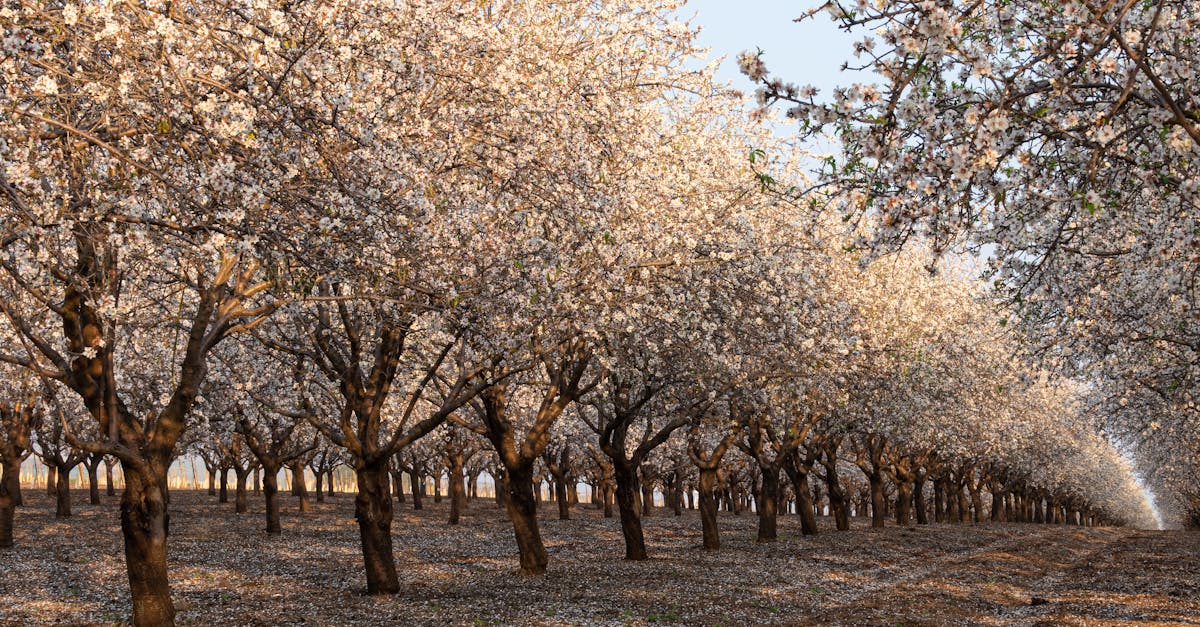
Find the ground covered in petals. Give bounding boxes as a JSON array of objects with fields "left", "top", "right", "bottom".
[{"left": 1, "top": 489, "right": 1197, "bottom": 626}]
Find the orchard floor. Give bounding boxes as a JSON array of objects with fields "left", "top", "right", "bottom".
[{"left": 1, "top": 489, "right": 1197, "bottom": 626}]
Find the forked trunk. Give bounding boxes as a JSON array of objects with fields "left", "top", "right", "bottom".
[
  {"left": 121, "top": 468, "right": 175, "bottom": 627},
  {"left": 355, "top": 463, "right": 400, "bottom": 594},
  {"left": 614, "top": 462, "right": 647, "bottom": 560},
  {"left": 697, "top": 467, "right": 720, "bottom": 550},
  {"left": 504, "top": 465, "right": 547, "bottom": 575}
]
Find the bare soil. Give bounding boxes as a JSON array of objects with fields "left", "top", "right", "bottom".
[{"left": 1, "top": 489, "right": 1197, "bottom": 626}]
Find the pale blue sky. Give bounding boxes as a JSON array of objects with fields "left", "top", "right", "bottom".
[{"left": 676, "top": 0, "right": 858, "bottom": 96}]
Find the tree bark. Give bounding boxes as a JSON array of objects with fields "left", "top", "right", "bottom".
[
  {"left": 4, "top": 459, "right": 23, "bottom": 507},
  {"left": 0, "top": 461, "right": 14, "bottom": 547},
  {"left": 913, "top": 472, "right": 928, "bottom": 525},
  {"left": 504, "top": 465, "right": 547, "bottom": 575},
  {"left": 46, "top": 464, "right": 56, "bottom": 495},
  {"left": 895, "top": 480, "right": 913, "bottom": 526},
  {"left": 697, "top": 467, "right": 720, "bottom": 550},
  {"left": 613, "top": 461, "right": 647, "bottom": 560},
  {"left": 106, "top": 461, "right": 116, "bottom": 496},
  {"left": 234, "top": 469, "right": 249, "bottom": 514},
  {"left": 292, "top": 464, "right": 310, "bottom": 513},
  {"left": 263, "top": 467, "right": 281, "bottom": 534},
  {"left": 354, "top": 462, "right": 400, "bottom": 594},
  {"left": 448, "top": 455, "right": 465, "bottom": 525},
  {"left": 86, "top": 456, "right": 103, "bottom": 505},
  {"left": 756, "top": 466, "right": 780, "bottom": 542},
  {"left": 120, "top": 468, "right": 175, "bottom": 627},
  {"left": 409, "top": 472, "right": 423, "bottom": 510},
  {"left": 55, "top": 465, "right": 73, "bottom": 518},
  {"left": 218, "top": 468, "right": 229, "bottom": 504},
  {"left": 313, "top": 468, "right": 325, "bottom": 504}
]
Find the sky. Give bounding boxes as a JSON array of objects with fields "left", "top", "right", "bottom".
[{"left": 675, "top": 0, "right": 858, "bottom": 97}]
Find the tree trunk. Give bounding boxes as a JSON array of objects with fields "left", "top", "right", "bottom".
[
  {"left": 106, "top": 461, "right": 116, "bottom": 496},
  {"left": 355, "top": 462, "right": 400, "bottom": 594},
  {"left": 640, "top": 481, "right": 654, "bottom": 517},
  {"left": 895, "top": 480, "right": 913, "bottom": 526},
  {"left": 825, "top": 476, "right": 849, "bottom": 531},
  {"left": 448, "top": 456, "right": 465, "bottom": 525},
  {"left": 5, "top": 459, "right": 23, "bottom": 507},
  {"left": 121, "top": 468, "right": 175, "bottom": 627},
  {"left": 55, "top": 465, "right": 72, "bottom": 518},
  {"left": 697, "top": 467, "right": 721, "bottom": 550},
  {"left": 785, "top": 462, "right": 818, "bottom": 536},
  {"left": 503, "top": 465, "right": 548, "bottom": 575},
  {"left": 913, "top": 473, "right": 928, "bottom": 525},
  {"left": 756, "top": 466, "right": 780, "bottom": 542},
  {"left": 554, "top": 474, "right": 570, "bottom": 521},
  {"left": 263, "top": 468, "right": 281, "bottom": 534},
  {"left": 868, "top": 472, "right": 885, "bottom": 528},
  {"left": 234, "top": 469, "right": 249, "bottom": 514},
  {"left": 409, "top": 473, "right": 423, "bottom": 510},
  {"left": 313, "top": 469, "right": 325, "bottom": 503},
  {"left": 292, "top": 465, "right": 310, "bottom": 513},
  {"left": 218, "top": 468, "right": 229, "bottom": 503},
  {"left": 327, "top": 469, "right": 336, "bottom": 496},
  {"left": 87, "top": 460, "right": 102, "bottom": 505},
  {"left": 206, "top": 468, "right": 216, "bottom": 496},
  {"left": 614, "top": 462, "right": 647, "bottom": 560},
  {"left": 391, "top": 469, "right": 405, "bottom": 503},
  {"left": 0, "top": 489, "right": 11, "bottom": 548},
  {"left": 46, "top": 464, "right": 57, "bottom": 495},
  {"left": 432, "top": 474, "right": 442, "bottom": 503},
  {"left": 0, "top": 462, "right": 13, "bottom": 547},
  {"left": 969, "top": 484, "right": 983, "bottom": 524}
]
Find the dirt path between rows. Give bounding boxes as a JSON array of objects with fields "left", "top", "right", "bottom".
[{"left": 1, "top": 490, "right": 1196, "bottom": 625}]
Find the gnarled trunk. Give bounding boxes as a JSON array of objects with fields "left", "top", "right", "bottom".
[
  {"left": 355, "top": 462, "right": 400, "bottom": 594},
  {"left": 121, "top": 468, "right": 174, "bottom": 627}
]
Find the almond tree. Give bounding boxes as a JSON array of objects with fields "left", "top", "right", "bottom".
[{"left": 749, "top": 0, "right": 1200, "bottom": 526}]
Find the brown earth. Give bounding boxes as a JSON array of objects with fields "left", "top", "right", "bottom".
[{"left": 1, "top": 489, "right": 1196, "bottom": 626}]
